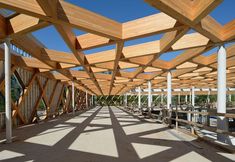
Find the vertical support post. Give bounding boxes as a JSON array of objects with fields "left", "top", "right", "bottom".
[
  {"left": 72, "top": 82, "right": 75, "bottom": 115},
  {"left": 189, "top": 91, "right": 192, "bottom": 104},
  {"left": 125, "top": 93, "right": 127, "bottom": 107},
  {"left": 217, "top": 46, "right": 230, "bottom": 144},
  {"left": 5, "top": 39, "right": 12, "bottom": 143},
  {"left": 86, "top": 90, "right": 88, "bottom": 109},
  {"left": 191, "top": 86, "right": 195, "bottom": 134},
  {"left": 192, "top": 86, "right": 195, "bottom": 106},
  {"left": 148, "top": 81, "right": 152, "bottom": 108},
  {"left": 187, "top": 90, "right": 192, "bottom": 133},
  {"left": 178, "top": 93, "right": 181, "bottom": 105},
  {"left": 228, "top": 93, "right": 231, "bottom": 102},
  {"left": 93, "top": 95, "right": 96, "bottom": 107},
  {"left": 138, "top": 86, "right": 141, "bottom": 110},
  {"left": 185, "top": 94, "right": 188, "bottom": 103},
  {"left": 176, "top": 104, "right": 178, "bottom": 130},
  {"left": 148, "top": 81, "right": 152, "bottom": 117},
  {"left": 91, "top": 94, "right": 93, "bottom": 107},
  {"left": 167, "top": 71, "right": 172, "bottom": 109},
  {"left": 207, "top": 89, "right": 210, "bottom": 103},
  {"left": 161, "top": 92, "right": 163, "bottom": 104}
]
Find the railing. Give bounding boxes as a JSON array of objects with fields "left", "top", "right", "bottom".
[
  {"left": 123, "top": 104, "right": 235, "bottom": 140},
  {"left": 171, "top": 108, "right": 235, "bottom": 137}
]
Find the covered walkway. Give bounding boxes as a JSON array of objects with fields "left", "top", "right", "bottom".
[
  {"left": 0, "top": 0, "right": 235, "bottom": 161},
  {"left": 0, "top": 106, "right": 234, "bottom": 162}
]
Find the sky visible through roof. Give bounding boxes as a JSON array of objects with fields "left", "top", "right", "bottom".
[{"left": 32, "top": 0, "right": 235, "bottom": 62}]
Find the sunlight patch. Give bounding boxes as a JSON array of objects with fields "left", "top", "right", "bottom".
[
  {"left": 123, "top": 123, "right": 164, "bottom": 135},
  {"left": 0, "top": 150, "right": 24, "bottom": 161},
  {"left": 119, "top": 121, "right": 136, "bottom": 126},
  {"left": 217, "top": 152, "right": 235, "bottom": 161},
  {"left": 140, "top": 130, "right": 181, "bottom": 141},
  {"left": 25, "top": 125, "right": 75, "bottom": 146},
  {"left": 132, "top": 143, "right": 171, "bottom": 159},
  {"left": 117, "top": 118, "right": 139, "bottom": 122},
  {"left": 65, "top": 117, "right": 87, "bottom": 124},
  {"left": 90, "top": 117, "right": 112, "bottom": 125},
  {"left": 84, "top": 126, "right": 104, "bottom": 131},
  {"left": 170, "top": 151, "right": 211, "bottom": 162},
  {"left": 69, "top": 128, "right": 118, "bottom": 157}
]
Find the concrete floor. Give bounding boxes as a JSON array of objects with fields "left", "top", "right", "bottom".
[{"left": 0, "top": 106, "right": 235, "bottom": 162}]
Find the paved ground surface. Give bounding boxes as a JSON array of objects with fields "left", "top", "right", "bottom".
[{"left": 0, "top": 106, "right": 235, "bottom": 162}]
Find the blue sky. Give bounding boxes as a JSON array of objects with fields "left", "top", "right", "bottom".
[{"left": 32, "top": 0, "right": 235, "bottom": 61}]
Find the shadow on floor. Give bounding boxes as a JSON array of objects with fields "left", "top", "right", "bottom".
[{"left": 0, "top": 106, "right": 234, "bottom": 162}]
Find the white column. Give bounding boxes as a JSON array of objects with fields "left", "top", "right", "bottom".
[
  {"left": 125, "top": 93, "right": 128, "bottom": 107},
  {"left": 167, "top": 71, "right": 172, "bottom": 109},
  {"left": 161, "top": 92, "right": 163, "bottom": 104},
  {"left": 72, "top": 82, "right": 75, "bottom": 115},
  {"left": 217, "top": 46, "right": 229, "bottom": 143},
  {"left": 189, "top": 91, "right": 192, "bottom": 104},
  {"left": 138, "top": 87, "right": 141, "bottom": 109},
  {"left": 148, "top": 81, "right": 152, "bottom": 108},
  {"left": 192, "top": 86, "right": 195, "bottom": 106},
  {"left": 86, "top": 91, "right": 88, "bottom": 109},
  {"left": 228, "top": 94, "right": 231, "bottom": 102},
  {"left": 5, "top": 39, "right": 12, "bottom": 143},
  {"left": 185, "top": 95, "right": 188, "bottom": 103},
  {"left": 178, "top": 93, "right": 181, "bottom": 105},
  {"left": 187, "top": 90, "right": 192, "bottom": 131},
  {"left": 91, "top": 94, "right": 93, "bottom": 107},
  {"left": 191, "top": 86, "right": 195, "bottom": 134},
  {"left": 207, "top": 89, "right": 210, "bottom": 103}
]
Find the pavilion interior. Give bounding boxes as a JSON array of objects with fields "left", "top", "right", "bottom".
[{"left": 0, "top": 0, "right": 235, "bottom": 161}]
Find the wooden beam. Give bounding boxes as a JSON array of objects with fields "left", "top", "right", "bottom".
[
  {"left": 55, "top": 84, "right": 65, "bottom": 115},
  {"left": 29, "top": 78, "right": 49, "bottom": 123},
  {"left": 55, "top": 24, "right": 103, "bottom": 94},
  {"left": 0, "top": 15, "right": 6, "bottom": 39},
  {"left": 7, "top": 13, "right": 49, "bottom": 39},
  {"left": 145, "top": 0, "right": 223, "bottom": 42},
  {"left": 109, "top": 41, "right": 124, "bottom": 95},
  {"left": 0, "top": 0, "right": 122, "bottom": 39},
  {"left": 46, "top": 81, "right": 59, "bottom": 118},
  {"left": 11, "top": 34, "right": 95, "bottom": 95}
]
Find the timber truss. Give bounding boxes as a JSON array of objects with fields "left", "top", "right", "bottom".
[{"left": 0, "top": 0, "right": 234, "bottom": 96}]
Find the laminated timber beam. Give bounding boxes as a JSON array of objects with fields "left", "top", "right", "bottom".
[
  {"left": 114, "top": 28, "right": 190, "bottom": 95},
  {"left": 0, "top": 0, "right": 122, "bottom": 40},
  {"left": 117, "top": 44, "right": 235, "bottom": 95},
  {"left": 11, "top": 35, "right": 96, "bottom": 95},
  {"left": 75, "top": 12, "right": 185, "bottom": 50},
  {"left": 38, "top": 32, "right": 213, "bottom": 67},
  {"left": 0, "top": 15, "right": 6, "bottom": 39},
  {"left": 55, "top": 84, "right": 65, "bottom": 115},
  {"left": 0, "top": 0, "right": 234, "bottom": 96},
  {"left": 29, "top": 78, "right": 49, "bottom": 123},
  {"left": 55, "top": 25, "right": 103, "bottom": 95},
  {"left": 0, "top": 13, "right": 49, "bottom": 42},
  {"left": 34, "top": 0, "right": 103, "bottom": 95},
  {"left": 145, "top": 0, "right": 235, "bottom": 42},
  {"left": 0, "top": 67, "right": 27, "bottom": 124},
  {"left": 109, "top": 41, "right": 124, "bottom": 95},
  {"left": 6, "top": 13, "right": 49, "bottom": 40},
  {"left": 46, "top": 80, "right": 59, "bottom": 118}
]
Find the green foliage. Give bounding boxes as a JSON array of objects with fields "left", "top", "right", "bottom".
[
  {"left": 38, "top": 99, "right": 46, "bottom": 110},
  {"left": 97, "top": 95, "right": 125, "bottom": 106},
  {"left": 0, "top": 75, "right": 23, "bottom": 112},
  {"left": 11, "top": 75, "right": 23, "bottom": 102}
]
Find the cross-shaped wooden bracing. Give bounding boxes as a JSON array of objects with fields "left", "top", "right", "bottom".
[{"left": 0, "top": 0, "right": 234, "bottom": 97}]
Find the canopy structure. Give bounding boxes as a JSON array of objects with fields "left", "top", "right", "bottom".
[
  {"left": 0, "top": 0, "right": 233, "bottom": 96},
  {"left": 1, "top": 1, "right": 235, "bottom": 160}
]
